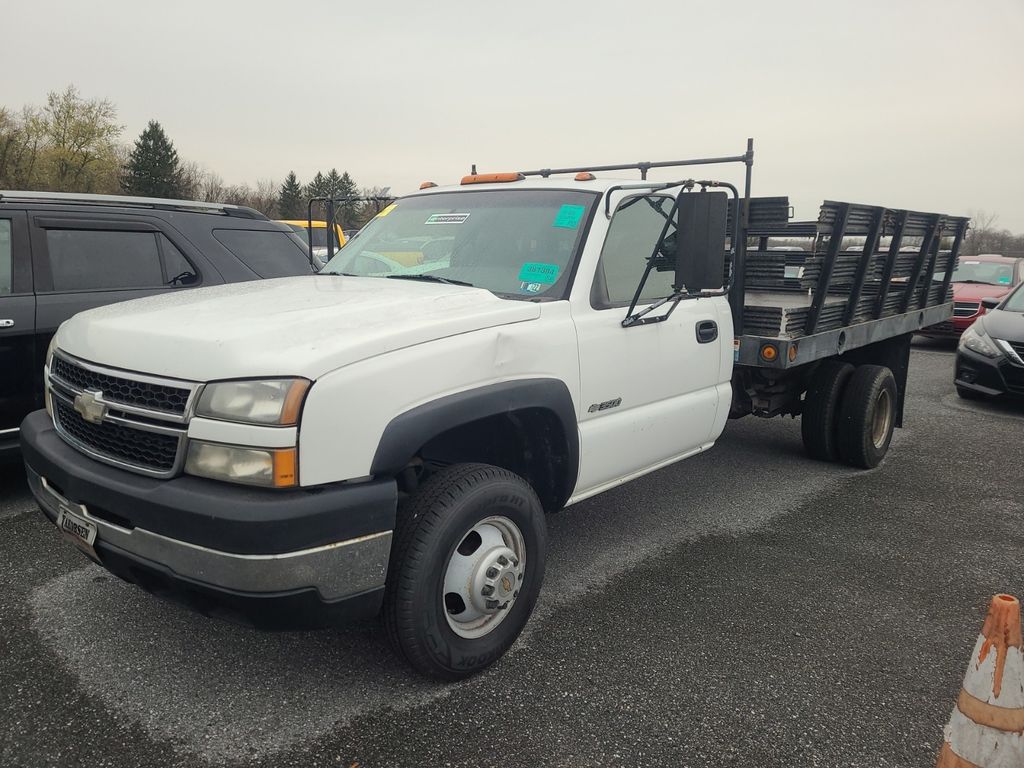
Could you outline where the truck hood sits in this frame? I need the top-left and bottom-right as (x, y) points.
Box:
(952, 282), (1014, 302)
(56, 276), (541, 381)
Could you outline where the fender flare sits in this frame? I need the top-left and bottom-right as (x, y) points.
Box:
(370, 378), (579, 508)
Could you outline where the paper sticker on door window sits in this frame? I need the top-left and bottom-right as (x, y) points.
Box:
(552, 204), (586, 229)
(425, 213), (470, 225)
(518, 262), (560, 284)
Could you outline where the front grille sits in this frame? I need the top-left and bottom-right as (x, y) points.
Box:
(51, 355), (192, 416)
(1003, 364), (1024, 394)
(1006, 340), (1024, 365)
(953, 302), (980, 318)
(53, 397), (181, 473)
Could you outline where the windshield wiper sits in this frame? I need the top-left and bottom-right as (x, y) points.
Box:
(167, 271), (197, 286)
(385, 274), (475, 287)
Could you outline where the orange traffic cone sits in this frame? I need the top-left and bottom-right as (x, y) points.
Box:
(936, 594), (1024, 768)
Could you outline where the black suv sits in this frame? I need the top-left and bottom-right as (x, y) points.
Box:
(0, 191), (316, 455)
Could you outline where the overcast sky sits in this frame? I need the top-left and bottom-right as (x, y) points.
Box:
(5, 0), (1023, 230)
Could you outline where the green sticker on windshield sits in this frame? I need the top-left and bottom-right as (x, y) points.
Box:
(518, 262), (560, 284)
(552, 204), (585, 229)
(999, 276), (1011, 284)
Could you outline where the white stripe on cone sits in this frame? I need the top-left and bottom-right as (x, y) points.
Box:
(944, 707), (1024, 768)
(962, 635), (1024, 709)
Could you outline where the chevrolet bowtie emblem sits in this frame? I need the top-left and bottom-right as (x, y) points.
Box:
(74, 390), (107, 424)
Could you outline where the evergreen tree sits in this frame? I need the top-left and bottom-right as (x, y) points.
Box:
(323, 168), (343, 197)
(337, 171), (359, 227)
(278, 171), (304, 219)
(304, 171), (327, 217)
(121, 120), (184, 198)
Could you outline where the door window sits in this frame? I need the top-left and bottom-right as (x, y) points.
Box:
(0, 220), (11, 295)
(593, 195), (676, 308)
(46, 229), (167, 291)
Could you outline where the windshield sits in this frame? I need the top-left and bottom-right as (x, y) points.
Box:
(1002, 283), (1024, 312)
(286, 224), (339, 249)
(934, 259), (1016, 286)
(321, 189), (597, 299)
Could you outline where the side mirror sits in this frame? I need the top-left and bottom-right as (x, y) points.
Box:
(675, 191), (728, 293)
(981, 296), (1001, 310)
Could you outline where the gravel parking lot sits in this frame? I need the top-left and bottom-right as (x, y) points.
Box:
(1, 341), (1021, 768)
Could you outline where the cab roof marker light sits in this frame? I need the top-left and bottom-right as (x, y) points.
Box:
(419, 181), (438, 189)
(575, 172), (596, 181)
(460, 172), (525, 185)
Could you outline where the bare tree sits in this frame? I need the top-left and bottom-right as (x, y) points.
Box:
(43, 85), (122, 192)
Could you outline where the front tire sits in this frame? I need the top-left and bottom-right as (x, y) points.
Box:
(837, 365), (898, 469)
(383, 463), (546, 680)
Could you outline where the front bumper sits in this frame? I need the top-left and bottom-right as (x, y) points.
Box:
(955, 347), (1024, 397)
(21, 410), (398, 628)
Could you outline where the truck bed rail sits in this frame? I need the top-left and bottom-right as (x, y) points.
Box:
(733, 200), (969, 369)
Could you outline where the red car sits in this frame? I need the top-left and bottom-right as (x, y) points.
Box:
(920, 254), (1024, 337)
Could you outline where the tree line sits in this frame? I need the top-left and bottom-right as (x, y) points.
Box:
(0, 86), (392, 228)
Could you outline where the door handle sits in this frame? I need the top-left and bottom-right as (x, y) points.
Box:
(0, 319), (13, 328)
(696, 320), (718, 344)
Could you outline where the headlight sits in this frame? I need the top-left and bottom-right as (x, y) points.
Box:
(959, 323), (1000, 358)
(185, 441), (297, 488)
(195, 378), (310, 425)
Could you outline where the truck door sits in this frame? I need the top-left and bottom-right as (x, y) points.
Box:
(572, 194), (727, 495)
(0, 211), (36, 438)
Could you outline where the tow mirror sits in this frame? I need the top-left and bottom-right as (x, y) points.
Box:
(981, 296), (1001, 310)
(675, 191), (728, 293)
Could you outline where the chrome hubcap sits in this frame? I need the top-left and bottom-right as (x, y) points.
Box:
(871, 388), (893, 449)
(442, 516), (526, 639)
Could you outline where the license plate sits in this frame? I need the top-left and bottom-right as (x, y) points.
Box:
(57, 503), (99, 561)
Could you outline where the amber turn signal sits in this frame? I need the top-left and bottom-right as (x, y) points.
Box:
(460, 172), (525, 185)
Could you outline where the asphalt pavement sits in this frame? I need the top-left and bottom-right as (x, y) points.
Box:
(2, 341), (1022, 768)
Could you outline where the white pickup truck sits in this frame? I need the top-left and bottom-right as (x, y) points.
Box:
(21, 142), (968, 679)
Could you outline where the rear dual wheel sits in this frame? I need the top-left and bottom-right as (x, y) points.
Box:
(801, 362), (897, 469)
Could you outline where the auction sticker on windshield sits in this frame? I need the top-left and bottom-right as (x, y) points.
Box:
(519, 262), (560, 284)
(552, 204), (586, 229)
(425, 213), (470, 225)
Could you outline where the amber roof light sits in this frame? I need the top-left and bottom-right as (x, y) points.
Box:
(460, 172), (525, 185)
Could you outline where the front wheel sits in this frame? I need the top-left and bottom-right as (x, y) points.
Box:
(383, 463), (546, 680)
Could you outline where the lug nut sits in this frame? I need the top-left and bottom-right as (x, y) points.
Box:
(486, 567), (498, 578)
(481, 585), (494, 596)
(518, 573), (524, 581)
(497, 555), (509, 566)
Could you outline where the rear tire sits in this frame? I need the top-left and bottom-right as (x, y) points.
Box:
(383, 463), (546, 680)
(837, 365), (898, 469)
(801, 360), (855, 462)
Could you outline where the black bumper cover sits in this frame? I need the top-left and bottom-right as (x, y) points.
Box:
(955, 348), (1024, 396)
(21, 410), (398, 628)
